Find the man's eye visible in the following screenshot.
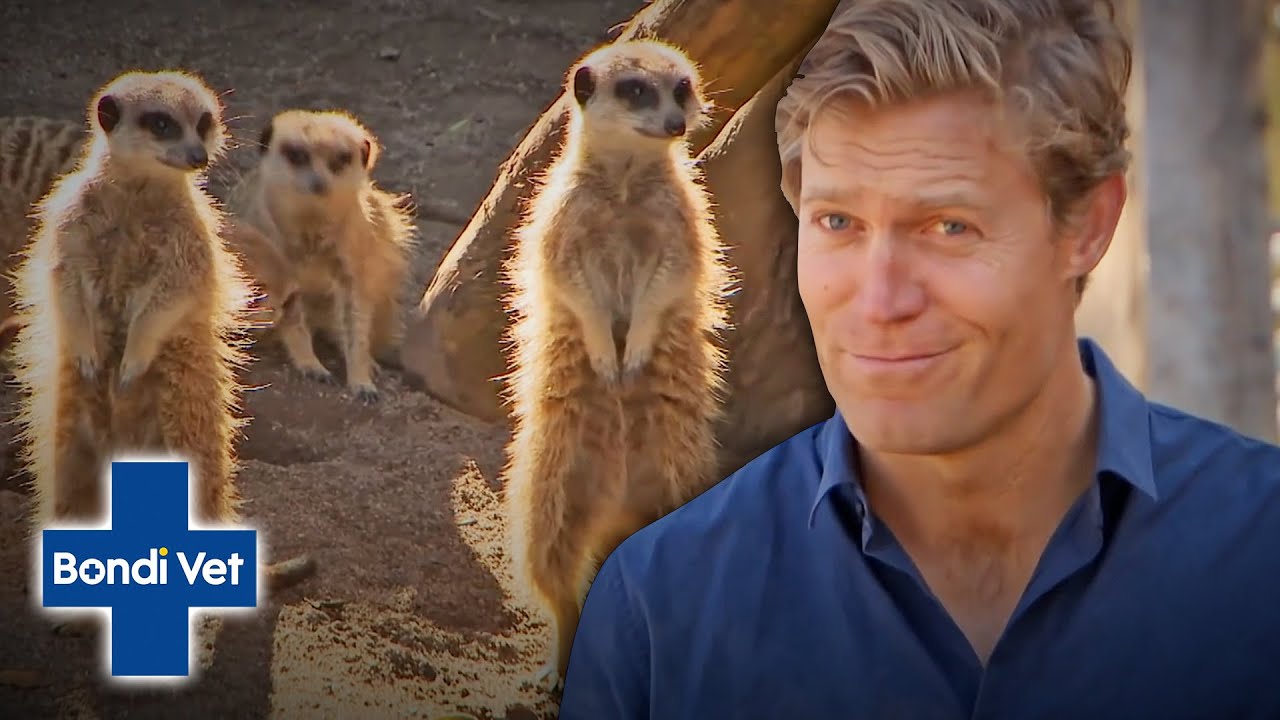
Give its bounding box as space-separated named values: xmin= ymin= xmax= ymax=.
xmin=819 ymin=213 xmax=851 ymax=231
xmin=937 ymin=219 xmax=969 ymax=235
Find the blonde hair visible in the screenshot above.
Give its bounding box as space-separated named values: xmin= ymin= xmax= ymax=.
xmin=775 ymin=0 xmax=1133 ymax=293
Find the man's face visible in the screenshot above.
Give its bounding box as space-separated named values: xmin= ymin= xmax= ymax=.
xmin=795 ymin=90 xmax=1100 ymax=455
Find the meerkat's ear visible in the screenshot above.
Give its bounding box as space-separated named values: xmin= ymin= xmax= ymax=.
xmin=96 ymin=95 xmax=121 ymax=133
xmin=257 ymin=121 xmax=274 ymax=155
xmin=359 ymin=135 xmax=378 ymax=170
xmin=572 ymin=65 xmax=594 ymax=106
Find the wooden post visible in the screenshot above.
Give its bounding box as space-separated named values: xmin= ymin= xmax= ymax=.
xmin=1139 ymin=0 xmax=1277 ymax=442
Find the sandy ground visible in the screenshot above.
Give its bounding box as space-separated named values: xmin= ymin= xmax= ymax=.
xmin=0 ymin=1 xmax=643 ymax=718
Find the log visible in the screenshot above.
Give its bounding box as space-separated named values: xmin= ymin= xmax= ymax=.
xmin=700 ymin=46 xmax=836 ymax=478
xmin=401 ymin=0 xmax=843 ymax=423
xmin=1140 ymin=0 xmax=1277 ymax=442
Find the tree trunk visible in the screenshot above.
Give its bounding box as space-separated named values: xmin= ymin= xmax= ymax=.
xmin=1140 ymin=0 xmax=1278 ymax=442
xmin=401 ymin=0 xmax=843 ymax=423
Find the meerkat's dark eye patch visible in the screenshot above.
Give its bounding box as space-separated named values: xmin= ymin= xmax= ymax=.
xmin=196 ymin=111 xmax=213 ymax=139
xmin=281 ymin=144 xmax=309 ymax=167
xmin=139 ymin=111 xmax=182 ymax=141
xmin=614 ymin=78 xmax=658 ymax=109
xmin=329 ymin=151 xmax=353 ymax=173
xmin=673 ymin=77 xmax=693 ymax=105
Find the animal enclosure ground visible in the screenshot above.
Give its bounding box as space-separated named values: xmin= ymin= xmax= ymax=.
xmin=0 ymin=1 xmax=642 ymax=718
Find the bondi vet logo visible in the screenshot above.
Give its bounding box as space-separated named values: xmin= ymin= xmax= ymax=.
xmin=34 ymin=457 xmax=261 ymax=684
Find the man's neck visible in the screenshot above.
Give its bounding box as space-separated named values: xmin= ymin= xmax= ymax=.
xmin=859 ymin=343 xmax=1100 ymax=560
xmin=855 ymin=340 xmax=1100 ymax=663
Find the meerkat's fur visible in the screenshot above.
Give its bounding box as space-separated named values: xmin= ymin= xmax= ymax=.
xmin=0 ymin=116 xmax=88 ymax=348
xmin=225 ymin=109 xmax=416 ymax=404
xmin=221 ymin=216 xmax=298 ymax=329
xmin=7 ymin=70 xmax=253 ymax=531
xmin=499 ymin=39 xmax=733 ymax=689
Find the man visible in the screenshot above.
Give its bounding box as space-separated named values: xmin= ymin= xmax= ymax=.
xmin=556 ymin=0 xmax=1280 ymax=718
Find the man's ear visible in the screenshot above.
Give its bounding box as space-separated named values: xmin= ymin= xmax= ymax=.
xmin=1063 ymin=173 xmax=1127 ymax=283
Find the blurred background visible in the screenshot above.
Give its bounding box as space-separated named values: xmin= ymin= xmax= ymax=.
xmin=1075 ymin=0 xmax=1279 ymax=445
xmin=0 ymin=1 xmax=1275 ymax=719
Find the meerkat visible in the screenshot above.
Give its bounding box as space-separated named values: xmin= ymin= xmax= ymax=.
xmin=0 ymin=116 xmax=88 ymax=348
xmin=6 ymin=69 xmax=254 ymax=532
xmin=225 ymin=109 xmax=416 ymax=403
xmin=500 ymin=39 xmax=734 ymax=690
xmin=221 ymin=216 xmax=298 ymax=329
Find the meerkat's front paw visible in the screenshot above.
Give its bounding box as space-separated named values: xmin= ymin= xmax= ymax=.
xmin=116 ymin=356 xmax=147 ymax=390
xmin=296 ymin=362 xmax=336 ymax=385
xmin=584 ymin=339 xmax=620 ymax=383
xmin=74 ymin=349 xmax=100 ymax=381
xmin=621 ymin=319 xmax=659 ymax=380
xmin=351 ymin=382 xmax=379 ymax=404
xmin=621 ymin=340 xmax=653 ymax=380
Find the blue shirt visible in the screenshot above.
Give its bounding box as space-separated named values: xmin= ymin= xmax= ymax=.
xmin=557 ymin=338 xmax=1280 ymax=720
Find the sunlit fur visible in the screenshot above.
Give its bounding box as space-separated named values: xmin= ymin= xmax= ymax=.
xmin=499 ymin=39 xmax=735 ymax=688
xmin=225 ymin=109 xmax=416 ymax=403
xmin=6 ymin=69 xmax=253 ymax=532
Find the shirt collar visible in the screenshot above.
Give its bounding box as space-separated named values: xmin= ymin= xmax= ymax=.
xmin=807 ymin=337 xmax=1158 ymax=528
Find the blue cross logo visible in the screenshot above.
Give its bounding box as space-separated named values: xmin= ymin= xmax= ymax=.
xmin=36 ymin=458 xmax=260 ymax=683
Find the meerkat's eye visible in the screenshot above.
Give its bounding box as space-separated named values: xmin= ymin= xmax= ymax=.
xmin=615 ymin=79 xmax=645 ymax=99
xmin=330 ymin=151 xmax=353 ymax=173
xmin=280 ymin=144 xmax=309 ymax=167
xmin=196 ymin=111 xmax=213 ymax=139
xmin=673 ymin=77 xmax=692 ymax=104
xmin=615 ymin=78 xmax=657 ymax=108
xmin=139 ymin=111 xmax=182 ymax=140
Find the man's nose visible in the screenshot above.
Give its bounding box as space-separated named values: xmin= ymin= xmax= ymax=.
xmin=855 ymin=237 xmax=926 ymax=323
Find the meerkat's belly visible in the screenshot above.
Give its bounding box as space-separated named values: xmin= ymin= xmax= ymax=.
xmin=295 ymin=262 xmax=339 ymax=295
xmin=585 ymin=218 xmax=668 ymax=317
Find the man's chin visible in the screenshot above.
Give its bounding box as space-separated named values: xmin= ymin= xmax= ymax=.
xmin=840 ymin=402 xmax=975 ymax=455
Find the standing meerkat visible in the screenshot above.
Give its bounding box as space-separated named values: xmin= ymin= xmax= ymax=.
xmin=225 ymin=109 xmax=416 ymax=403
xmin=500 ymin=39 xmax=734 ymax=690
xmin=0 ymin=116 xmax=88 ymax=347
xmin=7 ymin=69 xmax=254 ymax=530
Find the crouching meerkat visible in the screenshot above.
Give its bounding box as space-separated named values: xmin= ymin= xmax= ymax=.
xmin=225 ymin=109 xmax=416 ymax=403
xmin=0 ymin=116 xmax=87 ymax=348
xmin=500 ymin=39 xmax=734 ymax=690
xmin=7 ymin=70 xmax=254 ymax=530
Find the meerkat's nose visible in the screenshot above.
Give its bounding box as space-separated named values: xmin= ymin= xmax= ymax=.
xmin=309 ymin=177 xmax=328 ymax=195
xmin=185 ymin=145 xmax=208 ymax=169
xmin=664 ymin=116 xmax=686 ymax=137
